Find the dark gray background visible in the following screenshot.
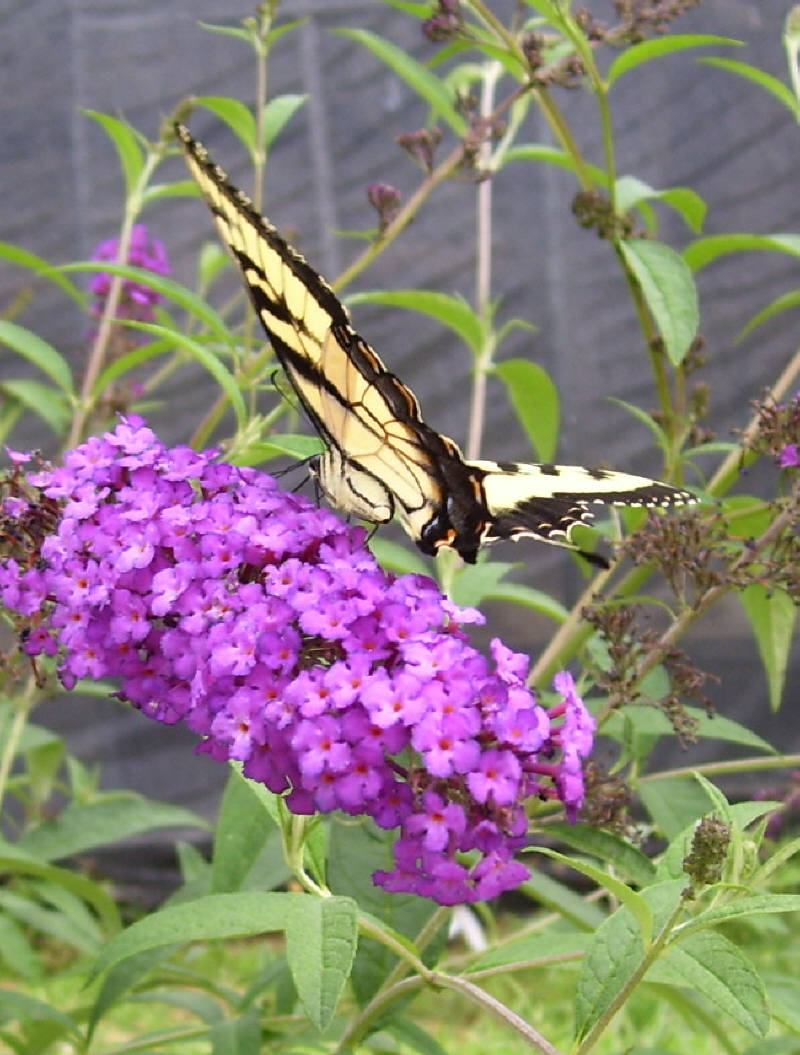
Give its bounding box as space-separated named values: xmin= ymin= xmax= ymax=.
xmin=1 ymin=1 xmax=797 ymax=853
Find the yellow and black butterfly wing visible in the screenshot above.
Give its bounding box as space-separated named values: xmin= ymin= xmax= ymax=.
xmin=175 ymin=123 xmax=455 ymax=534
xmin=469 ymin=459 xmax=694 ymax=561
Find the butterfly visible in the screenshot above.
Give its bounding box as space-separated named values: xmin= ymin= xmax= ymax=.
xmin=176 ymin=122 xmax=693 ymax=565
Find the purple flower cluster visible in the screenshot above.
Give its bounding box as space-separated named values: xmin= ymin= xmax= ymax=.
xmin=90 ymin=224 xmax=170 ymax=323
xmin=780 ymin=442 xmax=799 ymax=469
xmin=0 ymin=420 xmax=594 ymax=905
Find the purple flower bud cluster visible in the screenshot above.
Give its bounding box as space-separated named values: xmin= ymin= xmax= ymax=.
xmin=0 ymin=420 xmax=594 ymax=905
xmin=90 ymin=224 xmax=170 ymax=323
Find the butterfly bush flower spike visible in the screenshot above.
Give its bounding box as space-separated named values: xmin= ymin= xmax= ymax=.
xmin=0 ymin=420 xmax=594 ymax=905
xmin=90 ymin=223 xmax=170 ymax=323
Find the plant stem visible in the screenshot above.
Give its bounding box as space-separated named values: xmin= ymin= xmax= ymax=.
xmin=466 ymin=62 xmax=500 ymax=461
xmin=707 ymin=345 xmax=800 ymax=496
xmin=575 ymin=895 xmax=687 ymax=1055
xmin=0 ymin=674 xmax=38 ymax=816
xmin=68 ymin=149 xmax=163 ymax=450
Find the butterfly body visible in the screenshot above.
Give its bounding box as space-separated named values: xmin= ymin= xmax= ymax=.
xmin=176 ymin=123 xmax=693 ymax=564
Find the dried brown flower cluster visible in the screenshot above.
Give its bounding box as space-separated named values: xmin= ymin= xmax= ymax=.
xmin=577 ymin=0 xmax=704 ymax=46
xmin=582 ymin=599 xmax=714 ymax=746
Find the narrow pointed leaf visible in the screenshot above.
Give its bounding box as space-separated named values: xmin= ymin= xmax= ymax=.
xmin=83 ymin=111 xmax=145 ymax=196
xmin=348 ymin=289 xmax=484 ymax=355
xmin=684 ymin=233 xmax=800 ymax=272
xmin=608 ymin=35 xmax=742 ymax=86
xmin=699 ymin=57 xmax=798 ymax=112
xmin=194 ymin=97 xmax=257 ymax=154
xmin=90 ymin=891 xmax=298 ymax=978
xmin=0 ymin=320 xmax=74 ymax=394
xmin=531 ymin=846 xmax=654 ymax=943
xmin=495 ymin=358 xmax=559 ymax=461
xmin=0 ymin=241 xmax=85 ymax=304
xmin=262 ymin=94 xmax=308 ymax=152
xmin=0 ymin=380 xmax=70 ymax=434
xmin=337 ymin=28 xmax=466 ymax=134
xmin=59 ymin=262 xmax=233 ymax=343
xmin=736 ymin=289 xmax=800 ymax=342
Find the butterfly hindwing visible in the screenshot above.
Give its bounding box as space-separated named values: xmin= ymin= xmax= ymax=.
xmin=472 ymin=460 xmax=693 ymax=552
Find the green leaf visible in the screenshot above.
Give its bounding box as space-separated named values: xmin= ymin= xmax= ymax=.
xmin=684 ymin=233 xmax=800 ymax=273
xmin=0 ymin=915 xmax=41 ymax=982
xmin=607 ymin=35 xmax=743 ymax=86
xmin=141 ymin=179 xmax=204 ymax=206
xmin=736 ymin=289 xmax=800 ymax=342
xmin=382 ymin=0 xmax=432 ymax=15
xmin=122 ymin=321 xmax=248 ymax=429
xmin=386 ymin=1018 xmax=451 ymax=1055
xmin=575 ymin=880 xmax=685 ymax=1042
xmin=654 ymin=930 xmax=768 ymax=1037
xmin=501 ymin=143 xmax=607 ymax=185
xmin=194 ymin=97 xmax=257 ymax=154
xmin=615 ymin=176 xmax=707 ymax=234
xmin=480 ymin=581 xmax=568 ymax=622
xmin=494 ymin=358 xmax=559 ymax=461
xmin=639 ymin=777 xmax=715 ymax=840
xmin=90 ymin=891 xmax=298 ymax=978
xmin=285 ymin=896 xmax=358 ymax=1031
xmin=59 ymin=262 xmax=233 ymax=344
xmin=0 ymin=240 xmax=85 ymax=304
xmin=619 ymin=239 xmax=699 ymax=366
xmin=241 ymin=433 xmax=323 ymax=463
xmin=17 ymin=796 xmax=208 ymax=861
xmin=0 ymin=989 xmax=80 ymax=1035
xmin=0 ymin=320 xmax=74 ymax=394
xmin=545 ymin=824 xmax=656 ymax=887
xmin=739 ymin=585 xmax=797 ymax=711
xmin=0 ymin=889 xmax=100 ymax=955
xmin=530 ymin=846 xmax=654 ymax=944
xmin=211 ymin=769 xmax=274 ymax=893
xmin=209 ymin=1012 xmax=261 ymax=1055
xmin=83 ymin=111 xmax=145 ymax=197
xmin=91 ymin=338 xmax=176 ymax=398
xmin=347 ymin=289 xmax=485 ymax=356
xmin=262 ymin=94 xmax=308 ymax=153
xmin=449 ymin=560 xmax=517 ymax=608
xmin=603 ymin=703 xmax=776 ymax=755
xmin=368 ymin=536 xmax=430 ymax=576
xmin=197 ymin=21 xmax=253 ymax=44
xmin=470 ymin=930 xmax=588 ymax=973
xmin=0 ymin=379 xmax=71 ymax=435
xmin=678 ymin=894 xmax=800 ymax=940
xmin=337 ymin=28 xmax=467 ymax=134
xmin=606 ymin=396 xmax=669 ymax=457
xmin=699 ymin=57 xmax=798 ymax=113
xmin=520 ymin=869 xmax=606 ymax=931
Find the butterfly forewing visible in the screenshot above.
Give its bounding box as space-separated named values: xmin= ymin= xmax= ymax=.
xmin=177 ymin=122 xmax=695 ymax=564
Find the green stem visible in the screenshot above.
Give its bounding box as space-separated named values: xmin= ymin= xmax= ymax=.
xmin=639 ymin=752 xmax=800 ymax=785
xmin=0 ymin=674 xmax=38 ymax=816
xmin=68 ymin=148 xmax=164 ymax=449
